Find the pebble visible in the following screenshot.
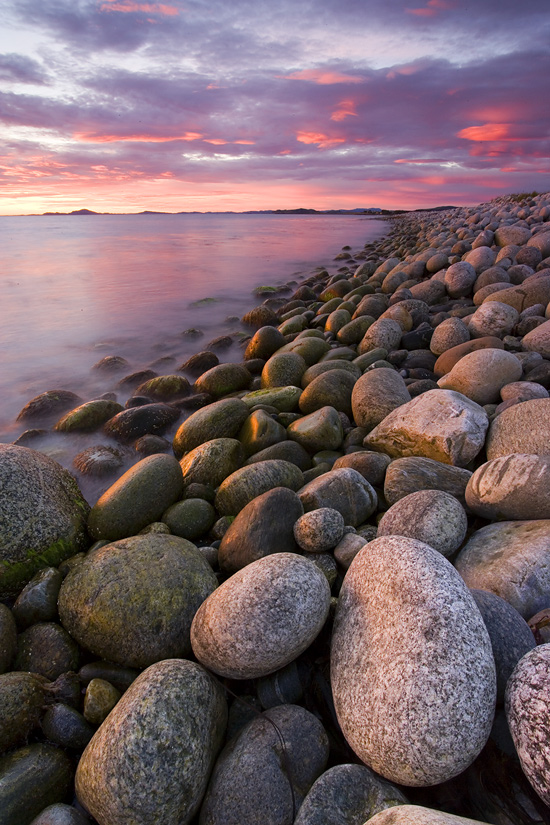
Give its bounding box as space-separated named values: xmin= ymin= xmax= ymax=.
xmin=293 ymin=508 xmax=345 ymax=552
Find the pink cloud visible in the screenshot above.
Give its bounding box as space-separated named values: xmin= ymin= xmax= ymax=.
xmin=282 ymin=69 xmax=363 ymax=85
xmin=296 ymin=131 xmax=346 ymax=148
xmin=100 ymin=1 xmax=179 ymax=15
xmin=406 ymin=0 xmax=454 ymax=16
xmin=74 ymin=131 xmax=203 ymax=143
xmin=331 ymin=99 xmax=357 ymax=121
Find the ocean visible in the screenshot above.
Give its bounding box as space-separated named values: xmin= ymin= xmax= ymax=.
xmin=1 ymin=212 xmax=387 ymax=498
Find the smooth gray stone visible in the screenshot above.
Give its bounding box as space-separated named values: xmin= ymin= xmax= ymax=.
xmin=87 ymin=453 xmax=184 ymax=541
xmin=30 ymin=803 xmax=91 ymax=825
xmin=506 ymin=644 xmax=550 ymax=808
xmin=364 ymin=390 xmax=488 ymax=468
xmin=351 ymin=368 xmax=410 ymax=430
xmin=486 ymin=398 xmax=550 ymax=459
xmin=14 ymin=621 xmax=80 ymax=682
xmin=298 ymin=467 xmax=377 ymax=527
xmin=293 ymin=763 xmax=408 ymax=825
xmin=470 ymin=589 xmax=535 ymax=704
xmin=179 ymin=438 xmax=245 ymax=489
xmin=218 ymin=487 xmax=303 ymax=573
xmin=199 ymin=704 xmax=329 ymax=825
xmin=384 ymin=456 xmax=472 ymax=507
xmin=12 ymin=567 xmax=63 ymax=629
xmin=0 ymin=444 xmax=90 ymax=600
xmin=455 ymin=520 xmax=550 ymax=618
xmin=331 ymin=536 xmax=496 ymax=786
xmin=76 ymin=659 xmax=227 ymax=825
xmin=367 ymin=805 xmax=491 ymax=824
xmin=377 ymin=490 xmax=467 ymax=557
xmin=59 ymin=534 xmax=217 ymax=668
xmin=466 ymin=454 xmax=550 ymax=520
xmin=191 ymin=553 xmax=331 ymax=679
xmin=103 ymin=402 xmax=180 ymax=443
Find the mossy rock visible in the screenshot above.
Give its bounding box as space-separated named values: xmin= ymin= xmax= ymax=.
xmin=194 ymin=363 xmax=251 ymax=397
xmin=135 ymin=374 xmax=191 ymax=401
xmin=275 ymin=337 xmax=331 ymax=366
xmin=238 ymin=410 xmax=287 ymax=457
xmin=0 ymin=446 xmax=90 ymax=600
xmin=288 ymin=406 xmax=344 ymax=454
xmin=215 ymin=459 xmax=304 ymax=515
xmin=179 ymin=438 xmax=245 ymax=489
xmin=16 ymin=390 xmax=82 ymax=423
xmin=0 ymin=743 xmax=73 ymax=825
xmin=162 ymin=499 xmax=216 ymax=541
xmin=88 ymin=453 xmax=184 ymax=541
xmin=241 ymin=386 xmax=302 ymax=412
xmin=58 ymin=534 xmax=218 ymax=668
xmin=104 ymin=403 xmax=180 ymax=443
xmin=173 ymin=398 xmax=250 ymax=458
xmin=54 ymin=400 xmax=123 ymax=433
xmin=0 ymin=672 xmax=47 ymax=754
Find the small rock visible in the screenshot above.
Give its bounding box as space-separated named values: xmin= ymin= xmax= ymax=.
xmin=293 ymin=508 xmax=345 ymax=552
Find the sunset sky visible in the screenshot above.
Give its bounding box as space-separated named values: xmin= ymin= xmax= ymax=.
xmin=1 ymin=0 xmax=549 ymax=214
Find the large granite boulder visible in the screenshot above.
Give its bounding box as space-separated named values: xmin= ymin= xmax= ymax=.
xmin=331 ymin=537 xmax=496 ymax=786
xmin=364 ymin=390 xmax=489 ymax=467
xmin=76 ymin=659 xmax=227 ymax=825
xmin=0 ymin=445 xmax=90 ymax=599
xmin=485 ymin=398 xmax=550 ymax=459
xmin=466 ymin=454 xmax=550 ymax=520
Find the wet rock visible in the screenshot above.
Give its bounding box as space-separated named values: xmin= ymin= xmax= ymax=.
xmin=455 ymin=519 xmax=550 ymax=618
xmin=58 ymin=534 xmax=217 ymax=668
xmin=40 ymin=703 xmax=95 ymax=751
xmin=83 ymin=678 xmax=121 ymax=725
xmin=29 ymin=802 xmax=91 ymax=825
xmin=471 ymin=589 xmax=535 ymax=704
xmin=12 ymin=567 xmax=63 ymax=629
xmin=244 ymin=439 xmax=312 ymax=471
xmin=0 ymin=671 xmax=47 ymax=753
xmin=218 ymin=487 xmax=304 ymax=574
xmin=299 ymin=369 xmax=356 ymax=417
xmin=331 ymin=537 xmax=496 ymax=786
xmin=134 ymin=434 xmax=171 ymax=455
xmin=117 ymin=368 xmax=158 ymax=390
xmin=506 ymin=644 xmax=550 ymax=808
xmin=199 ymin=704 xmax=329 ymax=825
xmin=178 ymin=351 xmax=219 ymax=377
xmin=14 ymin=622 xmax=79 ymax=681
xmin=76 ymin=659 xmax=227 ymax=825
xmin=288 ymin=406 xmax=344 ymax=453
xmin=0 ymin=605 xmax=17 ymax=673
xmin=377 ymin=489 xmax=467 ymax=557
xmin=88 ymin=453 xmax=184 ymax=540
xmin=173 ymin=397 xmax=250 ymax=457
xmin=161 ymin=498 xmax=216 ymax=541
xmin=0 ymin=445 xmax=90 ymax=600
xmin=351 ymin=368 xmax=410 ymax=430
xmin=261 ymin=352 xmax=308 ymax=388
xmin=73 ymin=445 xmax=124 ymax=477
xmin=241 ymin=385 xmax=302 ymax=411
xmin=298 ymin=467 xmax=377 ymax=527
xmin=214 ymin=459 xmax=304 ymax=516
xmin=244 ymin=327 xmax=287 ymax=361
xmin=135 ymin=374 xmax=191 ymax=401
xmin=104 ymin=402 xmax=180 ymax=443
xmin=0 ymin=743 xmax=73 ymax=825
xmin=54 ymin=399 xmax=124 ymax=433
xmin=276 ymin=336 xmax=331 ymax=366
xmin=294 ymin=763 xmax=408 ymax=825
xmin=191 ymin=553 xmax=330 ymax=679
xmin=241 ymin=305 xmax=279 ymax=328
xmin=16 ymin=390 xmax=82 ymax=423
xmin=364 ymin=389 xmax=488 ymax=467
xmin=238 ymin=409 xmax=286 ymax=457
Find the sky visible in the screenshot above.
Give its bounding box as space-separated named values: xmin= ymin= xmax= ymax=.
xmin=1 ymin=0 xmax=549 ymax=214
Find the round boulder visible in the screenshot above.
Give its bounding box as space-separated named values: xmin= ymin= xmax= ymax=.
xmin=377 ymin=490 xmax=467 ymax=557
xmin=298 ymin=467 xmax=377 ymax=527
xmin=331 ymin=537 xmax=496 ymax=786
xmin=58 ymin=534 xmax=217 ymax=668
xmin=466 ymin=454 xmax=550 ymax=520
xmin=214 ymin=459 xmax=304 ymax=515
xmin=437 ymin=348 xmax=522 ymax=406
xmin=486 ymin=398 xmax=550 ymax=459
xmin=0 ymin=445 xmax=90 ymax=600
xmin=351 ymin=368 xmax=410 ymax=431
xmin=191 ymin=553 xmax=331 ymax=679
xmin=75 ymin=659 xmax=227 ymax=825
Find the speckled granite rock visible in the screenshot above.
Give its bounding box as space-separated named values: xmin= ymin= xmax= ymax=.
xmin=437 ymin=348 xmax=522 ymax=406
xmin=0 ymin=445 xmax=90 ymax=600
xmin=76 ymin=659 xmax=227 ymax=825
xmin=87 ymin=453 xmax=184 ymax=541
xmin=199 ymin=704 xmax=329 ymax=825
xmin=506 ymin=644 xmax=550 ymax=808
xmin=59 ymin=534 xmax=217 ymax=668
xmin=486 ymin=398 xmax=550 ymax=459
xmin=364 ymin=390 xmax=489 ymax=467
xmin=466 ymin=454 xmax=550 ymax=520
xmin=351 ymin=368 xmax=410 ymax=430
xmin=471 ymin=589 xmax=535 ymax=704
xmin=293 ymin=508 xmax=345 ymax=552
xmin=377 ymin=490 xmax=467 ymax=557
xmin=217 ymin=487 xmax=304 ymax=574
xmin=366 ymin=805 xmax=491 ymax=824
xmin=214 ymin=459 xmax=304 ymax=515
xmin=191 ymin=553 xmax=330 ymax=679
xmin=455 ymin=520 xmax=550 ymax=618
xmin=331 ymin=537 xmax=496 ymax=786
xmin=293 ymin=763 xmax=408 ymax=825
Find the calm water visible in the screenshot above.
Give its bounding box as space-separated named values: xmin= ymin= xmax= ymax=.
xmin=1 ymin=213 xmax=387 ymax=498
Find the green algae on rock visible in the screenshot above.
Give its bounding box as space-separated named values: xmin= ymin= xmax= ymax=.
xmin=0 ymin=445 xmax=90 ymax=600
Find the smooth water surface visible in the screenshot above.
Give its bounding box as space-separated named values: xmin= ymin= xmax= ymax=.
xmin=1 ymin=213 xmax=387 ymax=499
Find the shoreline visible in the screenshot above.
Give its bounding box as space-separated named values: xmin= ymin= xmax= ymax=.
xmin=2 ymin=191 xmax=550 ymax=823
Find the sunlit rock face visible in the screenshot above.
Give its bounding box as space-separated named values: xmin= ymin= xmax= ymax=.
xmin=330 ymin=536 xmax=496 ymax=787
xmin=363 ymin=389 xmax=489 ymax=467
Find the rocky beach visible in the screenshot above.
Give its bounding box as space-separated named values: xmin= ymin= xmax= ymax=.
xmin=3 ymin=191 xmax=550 ymax=824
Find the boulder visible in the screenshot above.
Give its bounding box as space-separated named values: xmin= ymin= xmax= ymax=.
xmin=437 ymin=348 xmax=522 ymax=405
xmin=179 ymin=438 xmax=244 ymax=489
xmin=298 ymin=467 xmax=377 ymax=527
xmin=466 ymin=454 xmax=550 ymax=520
xmin=331 ymin=537 xmax=496 ymax=786
xmin=377 ymin=490 xmax=467 ymax=557
xmin=191 ymin=553 xmax=330 ymax=679
xmin=486 ymin=398 xmax=550 ymax=459
xmin=383 ymin=456 xmax=472 ymax=507
xmin=351 ymin=368 xmax=410 ymax=430
xmin=367 ymin=806 xmax=491 ymax=824
xmin=0 ymin=445 xmax=90 ymax=600
xmin=173 ymin=398 xmax=250 ymax=457
xmin=214 ymin=460 xmax=304 ymax=515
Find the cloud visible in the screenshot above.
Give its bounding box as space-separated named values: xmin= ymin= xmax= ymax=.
xmin=0 ymin=53 xmax=48 ymax=85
